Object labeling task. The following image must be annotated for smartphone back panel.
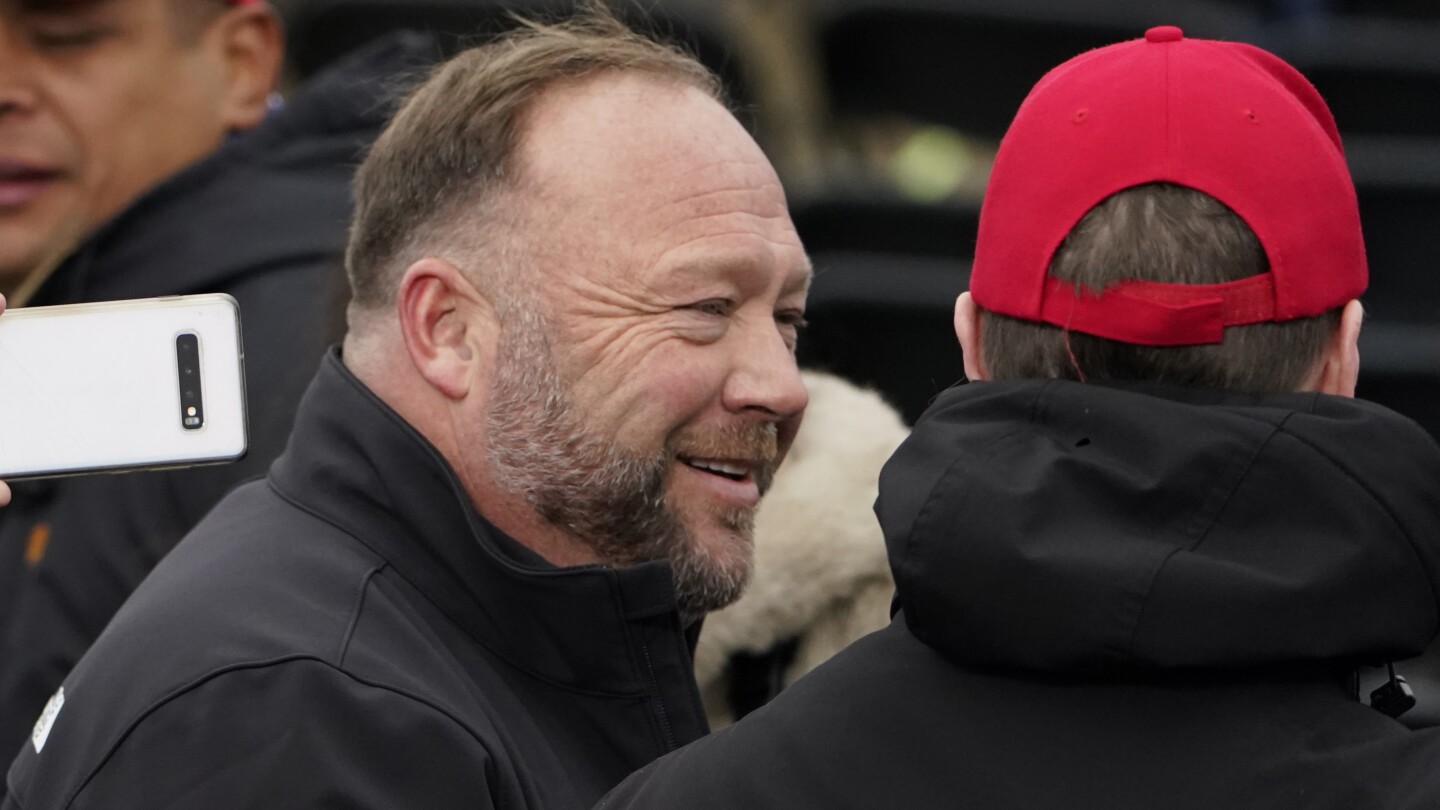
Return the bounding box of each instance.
[0,295,247,479]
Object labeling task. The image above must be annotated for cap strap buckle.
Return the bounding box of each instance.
[1039,273,1276,346]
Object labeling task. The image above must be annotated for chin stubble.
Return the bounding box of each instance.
[484,309,775,621]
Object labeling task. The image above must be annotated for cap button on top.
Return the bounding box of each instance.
[1145,26,1184,43]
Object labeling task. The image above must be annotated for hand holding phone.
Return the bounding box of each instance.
[0,294,247,481]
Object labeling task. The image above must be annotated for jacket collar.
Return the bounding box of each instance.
[270,349,683,695]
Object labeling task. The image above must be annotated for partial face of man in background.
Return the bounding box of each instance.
[0,0,279,294]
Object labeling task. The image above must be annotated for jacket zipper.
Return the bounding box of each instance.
[638,638,680,750]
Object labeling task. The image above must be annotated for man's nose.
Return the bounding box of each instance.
[0,24,40,117]
[722,319,809,423]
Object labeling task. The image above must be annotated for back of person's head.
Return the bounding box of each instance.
[0,0,282,294]
[966,26,1365,395]
[344,3,723,326]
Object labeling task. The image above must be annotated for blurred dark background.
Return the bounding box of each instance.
[275,0,1440,434]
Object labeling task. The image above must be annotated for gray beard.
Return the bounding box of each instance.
[483,308,763,623]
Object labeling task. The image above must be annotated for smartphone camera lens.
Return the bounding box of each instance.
[175,333,204,430]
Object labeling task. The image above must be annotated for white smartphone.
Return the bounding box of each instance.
[0,294,247,480]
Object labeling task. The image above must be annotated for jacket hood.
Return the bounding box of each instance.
[878,379,1440,677]
[30,32,436,304]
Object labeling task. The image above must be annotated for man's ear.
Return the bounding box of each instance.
[1309,299,1364,398]
[208,4,284,131]
[955,291,989,382]
[396,258,498,400]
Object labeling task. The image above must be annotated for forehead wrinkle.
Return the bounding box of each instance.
[636,237,811,311]
[540,170,785,247]
[655,150,782,187]
[646,212,804,265]
[643,205,800,262]
[648,180,786,218]
[637,155,788,215]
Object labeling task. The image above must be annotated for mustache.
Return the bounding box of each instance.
[672,422,780,495]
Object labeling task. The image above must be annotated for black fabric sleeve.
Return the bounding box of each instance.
[0,473,204,756]
[0,257,336,756]
[60,660,494,810]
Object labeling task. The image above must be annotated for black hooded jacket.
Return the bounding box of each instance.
[0,35,436,758]
[3,350,708,809]
[600,379,1440,809]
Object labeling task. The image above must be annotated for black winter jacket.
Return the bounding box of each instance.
[601,379,1440,809]
[0,34,435,757]
[3,350,708,809]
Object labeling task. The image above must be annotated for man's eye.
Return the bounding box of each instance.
[777,311,809,331]
[30,26,112,50]
[689,300,732,317]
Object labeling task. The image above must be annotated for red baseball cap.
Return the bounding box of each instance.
[970,26,1366,346]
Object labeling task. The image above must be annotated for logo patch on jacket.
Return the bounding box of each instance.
[32,687,64,754]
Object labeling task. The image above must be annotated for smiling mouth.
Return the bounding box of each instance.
[680,456,753,482]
